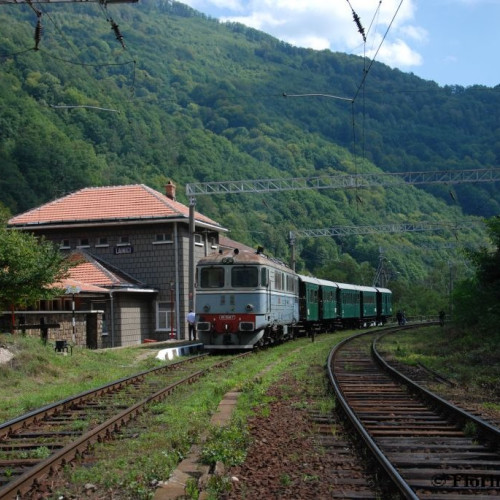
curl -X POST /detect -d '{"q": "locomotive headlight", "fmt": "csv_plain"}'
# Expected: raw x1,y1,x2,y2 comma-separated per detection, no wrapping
239,322,254,331
245,303,254,312
197,322,211,332
203,304,211,312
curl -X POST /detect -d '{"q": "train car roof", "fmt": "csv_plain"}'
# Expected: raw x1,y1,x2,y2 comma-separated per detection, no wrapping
298,275,339,288
316,278,338,288
299,277,384,293
334,282,365,291
298,275,321,286
197,248,293,273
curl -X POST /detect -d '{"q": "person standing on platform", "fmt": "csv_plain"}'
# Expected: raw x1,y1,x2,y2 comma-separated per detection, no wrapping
186,309,196,341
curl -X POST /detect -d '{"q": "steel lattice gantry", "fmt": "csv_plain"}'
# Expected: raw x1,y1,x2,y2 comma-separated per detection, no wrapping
290,221,479,239
288,221,482,272
186,168,500,197
186,168,498,304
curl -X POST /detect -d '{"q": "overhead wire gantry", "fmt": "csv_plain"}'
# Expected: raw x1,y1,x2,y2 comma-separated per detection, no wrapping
186,168,500,197
186,167,499,303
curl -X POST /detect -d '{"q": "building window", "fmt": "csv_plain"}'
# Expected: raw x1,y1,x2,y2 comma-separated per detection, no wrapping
77,238,90,248
60,239,70,249
194,234,203,246
96,237,109,247
118,236,130,246
153,233,173,244
157,302,175,331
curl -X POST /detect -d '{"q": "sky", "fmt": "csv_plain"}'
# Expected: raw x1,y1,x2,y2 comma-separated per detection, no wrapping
181,0,499,88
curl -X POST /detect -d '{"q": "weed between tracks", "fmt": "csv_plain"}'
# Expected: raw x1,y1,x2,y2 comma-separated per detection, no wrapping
64,338,343,499
0,334,164,421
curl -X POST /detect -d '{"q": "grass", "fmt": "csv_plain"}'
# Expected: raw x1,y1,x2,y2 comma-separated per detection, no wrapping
6,326,495,498
59,334,350,499
377,326,500,397
0,333,168,421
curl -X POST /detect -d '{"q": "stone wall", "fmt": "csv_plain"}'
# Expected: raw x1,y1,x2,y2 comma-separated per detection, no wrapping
0,311,106,348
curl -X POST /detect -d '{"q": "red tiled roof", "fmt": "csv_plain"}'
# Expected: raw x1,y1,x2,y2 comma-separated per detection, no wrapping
52,278,109,294
52,252,151,293
8,184,220,228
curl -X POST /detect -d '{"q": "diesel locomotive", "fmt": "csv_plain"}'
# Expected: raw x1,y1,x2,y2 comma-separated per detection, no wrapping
195,247,392,350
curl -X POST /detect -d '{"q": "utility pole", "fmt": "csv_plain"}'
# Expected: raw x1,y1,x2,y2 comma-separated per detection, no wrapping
189,197,195,315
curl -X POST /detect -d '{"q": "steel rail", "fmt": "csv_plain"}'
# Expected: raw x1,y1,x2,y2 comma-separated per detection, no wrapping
327,326,423,500
372,331,500,446
0,354,208,438
328,324,500,499
0,353,248,500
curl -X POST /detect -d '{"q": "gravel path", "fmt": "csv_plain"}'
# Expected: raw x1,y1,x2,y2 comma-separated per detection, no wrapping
221,369,379,499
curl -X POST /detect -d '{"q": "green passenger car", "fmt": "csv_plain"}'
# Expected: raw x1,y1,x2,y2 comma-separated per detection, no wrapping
359,285,378,321
298,276,320,322
336,283,362,324
317,279,338,321
376,287,393,323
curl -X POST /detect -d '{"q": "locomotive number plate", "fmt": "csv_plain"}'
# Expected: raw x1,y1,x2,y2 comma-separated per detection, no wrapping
219,315,236,320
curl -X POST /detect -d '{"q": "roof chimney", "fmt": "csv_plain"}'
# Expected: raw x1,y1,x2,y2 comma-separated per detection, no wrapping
165,181,176,201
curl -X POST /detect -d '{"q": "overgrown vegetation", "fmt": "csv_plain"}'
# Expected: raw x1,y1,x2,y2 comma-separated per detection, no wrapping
0,333,164,420
0,332,348,498
379,327,499,395
0,0,497,316
453,217,500,336
0,216,71,314
57,337,333,499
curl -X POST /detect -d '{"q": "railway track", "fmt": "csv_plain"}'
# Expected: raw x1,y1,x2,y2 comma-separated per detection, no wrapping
328,326,500,499
0,352,248,500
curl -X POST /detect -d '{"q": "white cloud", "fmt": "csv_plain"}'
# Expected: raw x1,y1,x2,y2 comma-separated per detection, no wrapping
370,38,423,68
399,25,428,44
184,0,424,71
187,0,246,13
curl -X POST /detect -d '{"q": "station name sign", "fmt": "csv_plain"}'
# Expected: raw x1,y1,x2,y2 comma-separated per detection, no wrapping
114,245,134,255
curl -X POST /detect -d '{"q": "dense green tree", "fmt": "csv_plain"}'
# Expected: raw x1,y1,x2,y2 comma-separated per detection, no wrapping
0,0,497,316
453,217,500,331
0,225,70,314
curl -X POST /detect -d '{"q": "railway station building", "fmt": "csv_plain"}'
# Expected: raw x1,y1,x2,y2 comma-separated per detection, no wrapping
5,182,228,348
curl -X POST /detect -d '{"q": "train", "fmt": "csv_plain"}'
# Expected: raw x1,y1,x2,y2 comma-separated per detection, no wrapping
195,247,392,350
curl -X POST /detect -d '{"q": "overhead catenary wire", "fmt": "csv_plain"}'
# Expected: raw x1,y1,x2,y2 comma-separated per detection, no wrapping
352,0,405,103
282,92,353,103
1,0,137,109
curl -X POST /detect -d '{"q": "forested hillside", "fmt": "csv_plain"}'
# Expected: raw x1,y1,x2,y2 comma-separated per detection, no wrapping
1,0,498,313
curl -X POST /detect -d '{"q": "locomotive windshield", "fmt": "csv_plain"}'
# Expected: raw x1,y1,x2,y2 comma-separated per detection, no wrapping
199,267,224,288
231,266,258,288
